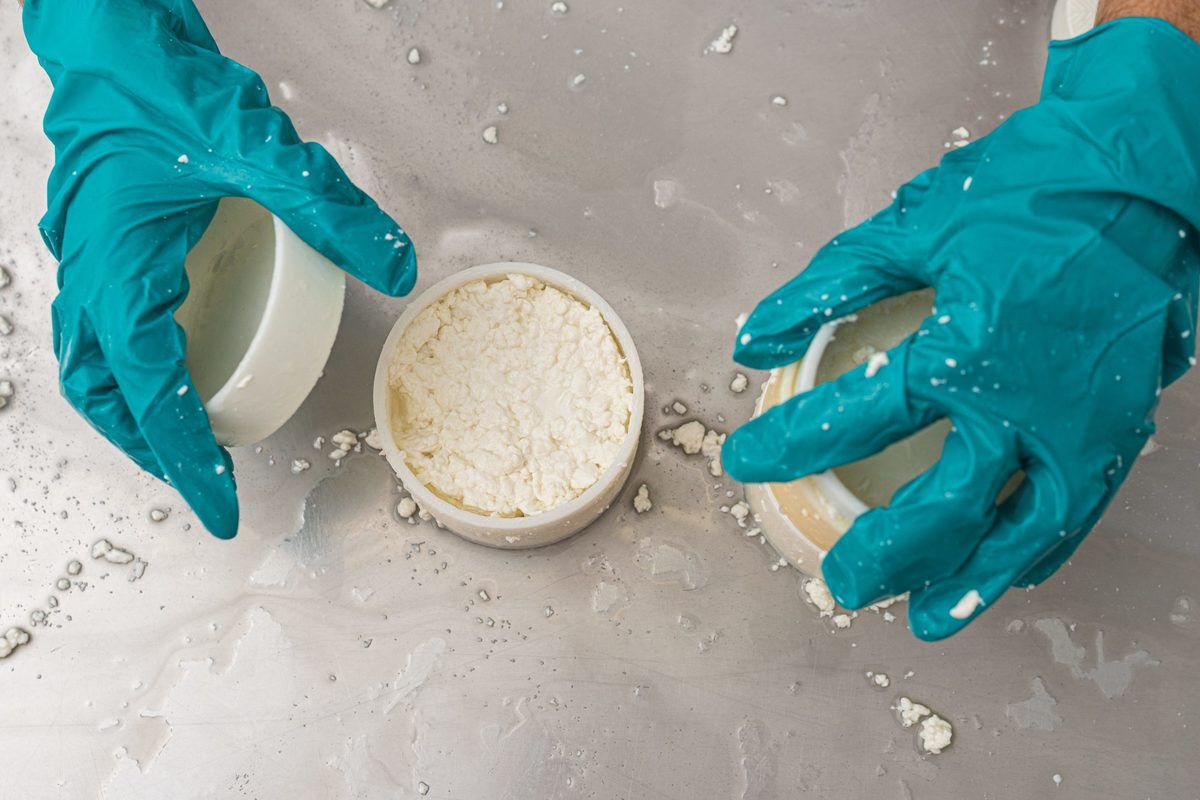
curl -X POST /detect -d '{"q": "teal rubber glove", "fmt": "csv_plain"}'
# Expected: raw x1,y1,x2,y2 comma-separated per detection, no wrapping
24,0,417,540
724,19,1200,640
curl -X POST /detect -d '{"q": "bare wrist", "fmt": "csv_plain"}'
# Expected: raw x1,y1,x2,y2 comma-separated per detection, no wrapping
1097,0,1200,41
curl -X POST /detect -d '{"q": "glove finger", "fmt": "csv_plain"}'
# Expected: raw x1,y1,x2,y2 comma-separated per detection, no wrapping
1013,531,1086,590
821,424,1018,609
734,203,926,370
723,338,940,484
907,463,1069,641
238,120,415,297
187,51,416,296
1160,235,1198,386
54,299,163,476
100,308,239,540
73,204,240,540
1014,459,1130,588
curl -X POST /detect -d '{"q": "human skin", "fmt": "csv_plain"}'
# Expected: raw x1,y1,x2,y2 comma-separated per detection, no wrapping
1098,0,1200,40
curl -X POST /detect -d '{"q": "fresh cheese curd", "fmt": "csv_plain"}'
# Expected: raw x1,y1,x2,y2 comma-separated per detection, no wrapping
388,273,634,517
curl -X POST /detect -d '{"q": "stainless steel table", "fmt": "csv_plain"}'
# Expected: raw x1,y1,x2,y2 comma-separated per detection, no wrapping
1,1,1197,798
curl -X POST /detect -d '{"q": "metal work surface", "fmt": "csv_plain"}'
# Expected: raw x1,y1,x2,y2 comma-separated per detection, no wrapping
1,1,1198,797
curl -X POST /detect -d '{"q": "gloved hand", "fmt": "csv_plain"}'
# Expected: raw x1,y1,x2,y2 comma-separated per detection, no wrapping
24,0,416,540
724,19,1200,640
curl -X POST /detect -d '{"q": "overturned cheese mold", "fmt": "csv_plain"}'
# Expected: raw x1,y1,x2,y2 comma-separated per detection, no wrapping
176,198,346,447
746,292,948,573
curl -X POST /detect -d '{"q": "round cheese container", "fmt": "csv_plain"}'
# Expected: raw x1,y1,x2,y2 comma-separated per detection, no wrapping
373,262,645,549
745,291,949,573
176,197,346,447
1051,0,1098,40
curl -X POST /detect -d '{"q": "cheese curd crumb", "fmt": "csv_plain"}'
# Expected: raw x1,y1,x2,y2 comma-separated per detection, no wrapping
803,577,837,617
91,538,135,565
0,627,31,659
895,697,932,728
633,484,653,513
389,274,633,517
919,715,954,754
659,421,725,476
397,498,419,519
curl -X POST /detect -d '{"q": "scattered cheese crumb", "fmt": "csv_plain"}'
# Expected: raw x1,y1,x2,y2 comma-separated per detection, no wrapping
91,539,135,565
729,373,749,393
895,697,932,728
660,421,705,454
865,351,890,378
0,315,12,336
407,47,422,65
704,24,738,55
397,498,419,519
949,589,984,620
1052,774,1063,788
919,715,954,754
866,594,905,612
831,613,852,629
291,459,312,474
482,126,499,145
363,0,391,8
0,627,31,659
149,508,168,523
56,578,71,591
550,1,568,14
672,401,688,414
364,428,384,450
659,420,725,476
66,560,82,576
771,96,788,107
633,484,652,513
701,430,725,476
332,430,359,449
729,501,750,526
803,578,837,617
871,672,891,688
